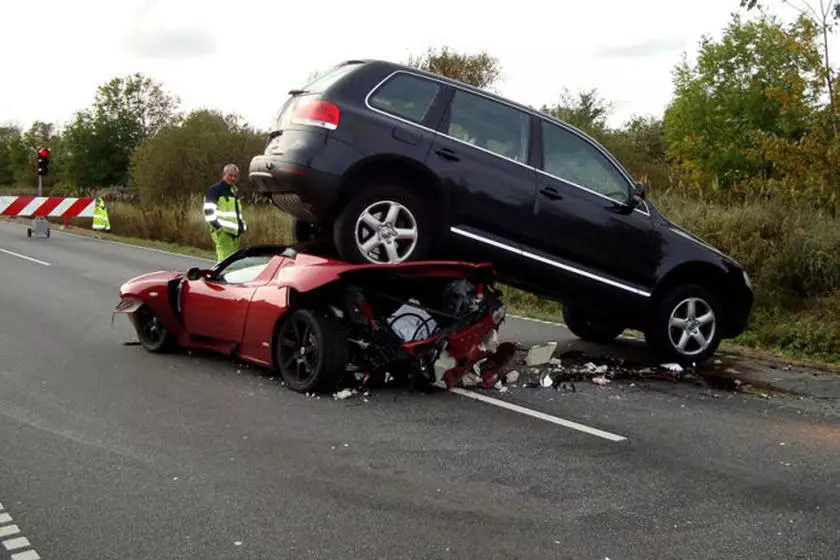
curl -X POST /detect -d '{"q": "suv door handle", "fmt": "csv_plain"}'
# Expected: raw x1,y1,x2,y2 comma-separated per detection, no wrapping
435,148,460,162
539,186,563,200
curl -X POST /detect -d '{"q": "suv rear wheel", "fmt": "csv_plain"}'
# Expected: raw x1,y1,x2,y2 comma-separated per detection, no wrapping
562,304,625,344
646,284,722,366
333,184,432,264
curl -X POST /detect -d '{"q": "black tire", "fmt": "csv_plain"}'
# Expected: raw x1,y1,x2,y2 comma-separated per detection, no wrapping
275,308,349,393
333,184,433,264
292,218,323,243
133,305,176,353
563,304,625,344
645,283,723,366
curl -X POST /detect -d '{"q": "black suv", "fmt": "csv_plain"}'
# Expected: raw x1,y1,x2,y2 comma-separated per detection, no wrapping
248,59,754,365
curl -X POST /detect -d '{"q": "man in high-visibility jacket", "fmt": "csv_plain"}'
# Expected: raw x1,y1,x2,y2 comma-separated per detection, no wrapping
204,163,247,261
93,196,111,240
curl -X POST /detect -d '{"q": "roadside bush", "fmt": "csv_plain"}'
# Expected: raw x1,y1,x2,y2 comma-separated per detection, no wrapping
128,110,265,206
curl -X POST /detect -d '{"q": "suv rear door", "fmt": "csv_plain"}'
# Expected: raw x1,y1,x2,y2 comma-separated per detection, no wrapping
424,85,536,268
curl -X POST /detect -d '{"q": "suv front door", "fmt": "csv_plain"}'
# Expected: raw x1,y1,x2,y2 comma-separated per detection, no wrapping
528,118,656,307
424,87,536,268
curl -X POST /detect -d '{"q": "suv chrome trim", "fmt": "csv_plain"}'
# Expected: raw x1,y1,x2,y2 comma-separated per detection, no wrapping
450,226,651,298
363,69,650,217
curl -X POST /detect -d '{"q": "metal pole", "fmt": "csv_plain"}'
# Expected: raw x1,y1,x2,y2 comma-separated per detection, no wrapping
38,173,42,197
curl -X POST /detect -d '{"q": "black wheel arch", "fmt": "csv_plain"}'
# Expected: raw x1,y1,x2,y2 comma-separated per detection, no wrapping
650,260,751,339
336,154,449,227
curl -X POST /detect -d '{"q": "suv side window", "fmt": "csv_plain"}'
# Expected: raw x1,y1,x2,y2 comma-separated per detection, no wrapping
541,120,630,203
447,89,529,163
368,73,441,124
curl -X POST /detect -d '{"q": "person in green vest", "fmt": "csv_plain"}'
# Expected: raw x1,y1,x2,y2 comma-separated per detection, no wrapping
204,163,247,261
93,195,111,240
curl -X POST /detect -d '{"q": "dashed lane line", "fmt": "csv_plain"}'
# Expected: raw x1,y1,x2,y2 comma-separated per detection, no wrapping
449,388,628,442
0,248,50,267
0,502,41,560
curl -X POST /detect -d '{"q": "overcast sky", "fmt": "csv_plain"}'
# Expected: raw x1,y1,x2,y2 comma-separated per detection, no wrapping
0,0,830,132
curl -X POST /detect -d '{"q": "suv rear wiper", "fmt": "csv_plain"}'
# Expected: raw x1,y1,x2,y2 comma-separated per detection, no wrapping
288,89,309,96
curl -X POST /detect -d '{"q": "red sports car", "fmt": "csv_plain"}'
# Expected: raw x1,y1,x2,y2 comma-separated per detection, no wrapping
114,244,513,393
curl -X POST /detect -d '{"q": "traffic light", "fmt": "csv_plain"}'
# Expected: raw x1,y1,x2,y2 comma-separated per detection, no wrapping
36,147,50,176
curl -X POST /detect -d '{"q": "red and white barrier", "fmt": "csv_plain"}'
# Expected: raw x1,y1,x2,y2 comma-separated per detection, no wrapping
0,196,96,218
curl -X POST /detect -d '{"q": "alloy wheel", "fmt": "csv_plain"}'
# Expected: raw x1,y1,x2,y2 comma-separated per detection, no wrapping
353,200,419,264
278,315,321,383
667,297,716,356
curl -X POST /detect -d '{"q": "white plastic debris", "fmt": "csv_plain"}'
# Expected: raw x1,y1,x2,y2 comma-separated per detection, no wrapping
661,362,684,372
460,372,481,387
505,370,520,384
526,342,558,365
494,380,508,392
591,376,610,386
333,388,357,400
433,349,457,382
582,362,608,374
540,372,554,388
548,357,562,367
388,299,438,341
480,329,500,352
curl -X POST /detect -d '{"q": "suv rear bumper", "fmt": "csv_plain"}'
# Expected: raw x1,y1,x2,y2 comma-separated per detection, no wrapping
248,155,341,222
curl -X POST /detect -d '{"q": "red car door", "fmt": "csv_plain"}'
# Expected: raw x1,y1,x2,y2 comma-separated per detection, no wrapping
181,255,282,343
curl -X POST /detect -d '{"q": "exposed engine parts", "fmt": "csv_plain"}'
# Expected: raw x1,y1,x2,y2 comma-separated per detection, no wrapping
326,277,509,390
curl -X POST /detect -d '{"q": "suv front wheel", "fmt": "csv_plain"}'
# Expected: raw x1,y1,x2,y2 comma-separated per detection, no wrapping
333,185,433,265
646,284,722,366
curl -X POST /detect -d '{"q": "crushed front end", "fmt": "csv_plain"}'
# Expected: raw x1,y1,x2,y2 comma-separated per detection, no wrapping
324,270,515,391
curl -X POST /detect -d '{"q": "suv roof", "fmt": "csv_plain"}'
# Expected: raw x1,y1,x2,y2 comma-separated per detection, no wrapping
319,59,627,171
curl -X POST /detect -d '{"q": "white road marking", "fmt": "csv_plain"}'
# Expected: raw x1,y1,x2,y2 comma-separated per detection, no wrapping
0,500,41,559
0,525,20,537
0,248,50,266
3,537,30,551
450,388,628,442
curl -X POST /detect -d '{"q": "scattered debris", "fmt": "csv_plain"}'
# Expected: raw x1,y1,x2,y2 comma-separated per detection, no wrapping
526,342,558,365
591,375,610,386
334,388,358,400
661,363,684,373
505,370,520,384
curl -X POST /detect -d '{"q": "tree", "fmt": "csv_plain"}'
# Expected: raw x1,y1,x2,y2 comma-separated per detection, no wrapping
61,73,181,190
129,109,265,205
663,11,824,185
539,87,613,138
741,0,840,134
0,125,26,185
405,46,502,89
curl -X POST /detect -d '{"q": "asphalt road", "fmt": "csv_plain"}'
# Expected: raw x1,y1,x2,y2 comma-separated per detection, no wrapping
1,220,839,560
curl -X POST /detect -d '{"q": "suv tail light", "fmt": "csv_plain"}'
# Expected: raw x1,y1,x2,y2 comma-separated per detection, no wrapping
291,98,340,130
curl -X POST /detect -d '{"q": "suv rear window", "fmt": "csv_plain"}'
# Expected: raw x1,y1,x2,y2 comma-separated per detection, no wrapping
301,62,364,93
368,73,441,123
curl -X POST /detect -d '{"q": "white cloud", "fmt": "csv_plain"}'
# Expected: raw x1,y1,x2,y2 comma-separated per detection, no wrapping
0,0,830,133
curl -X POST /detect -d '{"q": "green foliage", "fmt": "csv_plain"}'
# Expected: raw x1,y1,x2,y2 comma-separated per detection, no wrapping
405,46,502,89
128,109,265,205
59,73,181,190
664,11,824,186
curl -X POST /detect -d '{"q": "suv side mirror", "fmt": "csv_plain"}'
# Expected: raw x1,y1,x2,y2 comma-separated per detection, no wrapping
633,182,647,200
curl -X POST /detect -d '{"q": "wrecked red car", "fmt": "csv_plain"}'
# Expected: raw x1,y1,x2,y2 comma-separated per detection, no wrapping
114,244,513,393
